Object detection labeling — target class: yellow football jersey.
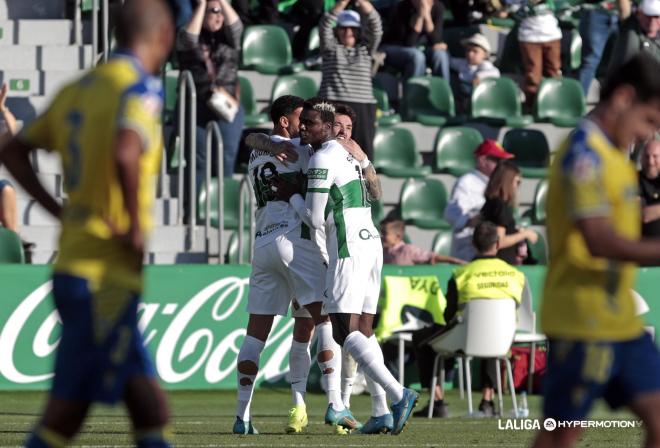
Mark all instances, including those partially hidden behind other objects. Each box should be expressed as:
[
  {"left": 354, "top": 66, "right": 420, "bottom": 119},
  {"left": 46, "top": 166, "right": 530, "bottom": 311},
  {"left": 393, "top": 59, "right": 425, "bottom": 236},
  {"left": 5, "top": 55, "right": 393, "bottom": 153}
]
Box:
[
  {"left": 541, "top": 120, "right": 643, "bottom": 341},
  {"left": 20, "top": 51, "right": 163, "bottom": 292}
]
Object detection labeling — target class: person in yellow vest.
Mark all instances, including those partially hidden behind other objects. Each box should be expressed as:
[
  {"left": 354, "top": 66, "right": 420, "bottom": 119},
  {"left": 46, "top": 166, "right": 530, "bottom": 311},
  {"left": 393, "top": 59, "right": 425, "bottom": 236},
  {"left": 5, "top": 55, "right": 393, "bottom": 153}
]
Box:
[
  {"left": 534, "top": 54, "right": 660, "bottom": 448},
  {"left": 414, "top": 220, "right": 526, "bottom": 418}
]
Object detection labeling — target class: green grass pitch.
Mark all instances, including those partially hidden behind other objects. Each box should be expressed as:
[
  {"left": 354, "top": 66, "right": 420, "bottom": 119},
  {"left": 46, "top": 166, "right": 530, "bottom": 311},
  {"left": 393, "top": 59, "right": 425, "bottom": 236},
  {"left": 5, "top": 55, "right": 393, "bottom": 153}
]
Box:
[{"left": 0, "top": 389, "right": 644, "bottom": 447}]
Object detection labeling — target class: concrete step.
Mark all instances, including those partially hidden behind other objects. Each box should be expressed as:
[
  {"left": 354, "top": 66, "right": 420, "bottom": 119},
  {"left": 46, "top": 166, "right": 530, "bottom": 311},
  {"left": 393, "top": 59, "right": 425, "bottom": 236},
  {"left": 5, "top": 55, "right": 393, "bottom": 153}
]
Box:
[
  {"left": 0, "top": 45, "right": 36, "bottom": 69},
  {"left": 0, "top": 69, "right": 40, "bottom": 96},
  {"left": 0, "top": 0, "right": 67, "bottom": 20},
  {"left": 17, "top": 20, "right": 72, "bottom": 45},
  {"left": 0, "top": 20, "right": 15, "bottom": 45},
  {"left": 42, "top": 69, "right": 83, "bottom": 95},
  {"left": 40, "top": 45, "right": 92, "bottom": 70},
  {"left": 18, "top": 198, "right": 60, "bottom": 226},
  {"left": 7, "top": 172, "right": 62, "bottom": 199},
  {"left": 32, "top": 149, "right": 61, "bottom": 174}
]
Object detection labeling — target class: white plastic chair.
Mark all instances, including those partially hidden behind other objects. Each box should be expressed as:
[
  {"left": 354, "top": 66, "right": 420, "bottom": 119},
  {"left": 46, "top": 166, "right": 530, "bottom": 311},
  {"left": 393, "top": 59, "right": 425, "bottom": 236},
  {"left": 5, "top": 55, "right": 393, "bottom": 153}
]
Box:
[
  {"left": 513, "top": 283, "right": 548, "bottom": 392},
  {"left": 428, "top": 299, "right": 518, "bottom": 418}
]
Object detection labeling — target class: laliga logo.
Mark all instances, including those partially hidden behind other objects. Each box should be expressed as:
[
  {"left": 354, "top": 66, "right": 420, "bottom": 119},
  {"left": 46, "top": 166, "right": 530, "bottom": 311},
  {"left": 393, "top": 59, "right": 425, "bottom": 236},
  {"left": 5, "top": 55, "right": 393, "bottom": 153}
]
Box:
[{"left": 0, "top": 278, "right": 294, "bottom": 385}]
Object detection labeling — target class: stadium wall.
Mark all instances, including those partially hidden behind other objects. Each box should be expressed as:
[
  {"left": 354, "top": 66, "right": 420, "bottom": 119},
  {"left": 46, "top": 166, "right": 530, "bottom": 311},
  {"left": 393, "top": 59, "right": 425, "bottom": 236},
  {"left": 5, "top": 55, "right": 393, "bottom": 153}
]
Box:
[{"left": 0, "top": 265, "right": 658, "bottom": 391}]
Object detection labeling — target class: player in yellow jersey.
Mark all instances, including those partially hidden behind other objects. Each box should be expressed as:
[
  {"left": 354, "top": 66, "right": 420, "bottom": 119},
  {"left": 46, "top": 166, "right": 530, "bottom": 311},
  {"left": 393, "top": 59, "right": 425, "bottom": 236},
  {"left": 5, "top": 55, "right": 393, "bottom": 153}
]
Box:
[
  {"left": 0, "top": 1, "right": 175, "bottom": 447},
  {"left": 534, "top": 54, "right": 660, "bottom": 448}
]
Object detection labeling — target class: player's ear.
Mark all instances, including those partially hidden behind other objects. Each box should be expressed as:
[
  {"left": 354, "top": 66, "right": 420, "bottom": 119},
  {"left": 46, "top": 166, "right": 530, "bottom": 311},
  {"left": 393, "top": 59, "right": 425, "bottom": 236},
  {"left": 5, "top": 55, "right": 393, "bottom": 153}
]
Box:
[{"left": 279, "top": 115, "right": 289, "bottom": 129}]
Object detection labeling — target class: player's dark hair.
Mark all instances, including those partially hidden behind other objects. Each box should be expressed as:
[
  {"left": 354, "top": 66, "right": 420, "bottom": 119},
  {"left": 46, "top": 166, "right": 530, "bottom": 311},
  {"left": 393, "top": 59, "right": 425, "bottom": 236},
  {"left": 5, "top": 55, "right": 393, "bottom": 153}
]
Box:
[
  {"left": 334, "top": 103, "right": 357, "bottom": 126},
  {"left": 472, "top": 221, "right": 499, "bottom": 253},
  {"left": 115, "top": 0, "right": 173, "bottom": 48},
  {"left": 303, "top": 97, "right": 335, "bottom": 124},
  {"left": 601, "top": 54, "right": 660, "bottom": 103},
  {"left": 270, "top": 95, "right": 304, "bottom": 126}
]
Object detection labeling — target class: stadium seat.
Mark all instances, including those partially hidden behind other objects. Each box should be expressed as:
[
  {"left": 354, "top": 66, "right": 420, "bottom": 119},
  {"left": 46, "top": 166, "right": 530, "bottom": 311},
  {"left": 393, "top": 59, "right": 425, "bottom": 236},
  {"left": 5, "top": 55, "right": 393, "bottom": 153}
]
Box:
[
  {"left": 431, "top": 229, "right": 453, "bottom": 256},
  {"left": 164, "top": 68, "right": 178, "bottom": 124},
  {"left": 239, "top": 76, "right": 269, "bottom": 127},
  {"left": 373, "top": 127, "right": 431, "bottom": 178},
  {"left": 269, "top": 75, "right": 318, "bottom": 104},
  {"left": 529, "top": 230, "right": 548, "bottom": 264},
  {"left": 225, "top": 230, "right": 252, "bottom": 264},
  {"left": 197, "top": 177, "right": 251, "bottom": 229},
  {"left": 163, "top": 125, "right": 184, "bottom": 171},
  {"left": 433, "top": 126, "right": 483, "bottom": 176},
  {"left": 534, "top": 77, "right": 586, "bottom": 128},
  {"left": 561, "top": 28, "right": 582, "bottom": 73},
  {"left": 371, "top": 199, "right": 385, "bottom": 227},
  {"left": 531, "top": 180, "right": 548, "bottom": 225},
  {"left": 470, "top": 77, "right": 532, "bottom": 127},
  {"left": 501, "top": 129, "right": 550, "bottom": 179},
  {"left": 373, "top": 87, "right": 401, "bottom": 126},
  {"left": 399, "top": 177, "right": 450, "bottom": 229},
  {"left": 401, "top": 76, "right": 456, "bottom": 126},
  {"left": 0, "top": 228, "right": 24, "bottom": 263},
  {"left": 241, "top": 25, "right": 302, "bottom": 75}
]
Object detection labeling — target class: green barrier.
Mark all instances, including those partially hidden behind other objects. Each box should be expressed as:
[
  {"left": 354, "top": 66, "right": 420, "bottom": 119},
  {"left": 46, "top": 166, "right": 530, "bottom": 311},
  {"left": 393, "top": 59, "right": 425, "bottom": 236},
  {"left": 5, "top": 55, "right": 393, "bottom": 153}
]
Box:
[{"left": 0, "top": 265, "right": 657, "bottom": 390}]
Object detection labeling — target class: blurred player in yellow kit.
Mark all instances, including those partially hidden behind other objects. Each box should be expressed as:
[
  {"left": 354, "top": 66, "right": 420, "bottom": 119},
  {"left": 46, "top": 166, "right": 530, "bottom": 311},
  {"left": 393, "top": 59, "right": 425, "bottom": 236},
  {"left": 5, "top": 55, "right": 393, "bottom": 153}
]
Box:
[
  {"left": 534, "top": 54, "right": 660, "bottom": 448},
  {"left": 0, "top": 0, "right": 175, "bottom": 446}
]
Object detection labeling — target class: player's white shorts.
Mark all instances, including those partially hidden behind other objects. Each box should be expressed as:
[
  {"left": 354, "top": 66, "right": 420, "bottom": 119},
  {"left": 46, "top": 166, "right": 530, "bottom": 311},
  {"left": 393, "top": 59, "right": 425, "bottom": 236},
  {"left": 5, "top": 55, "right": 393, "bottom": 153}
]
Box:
[
  {"left": 247, "top": 232, "right": 326, "bottom": 316},
  {"left": 324, "top": 238, "right": 383, "bottom": 315}
]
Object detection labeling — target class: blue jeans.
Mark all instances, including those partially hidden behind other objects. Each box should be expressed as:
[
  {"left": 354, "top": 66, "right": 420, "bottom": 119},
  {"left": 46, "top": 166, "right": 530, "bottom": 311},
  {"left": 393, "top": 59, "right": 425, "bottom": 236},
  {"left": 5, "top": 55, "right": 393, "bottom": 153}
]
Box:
[
  {"left": 381, "top": 44, "right": 450, "bottom": 80},
  {"left": 577, "top": 9, "right": 618, "bottom": 94}
]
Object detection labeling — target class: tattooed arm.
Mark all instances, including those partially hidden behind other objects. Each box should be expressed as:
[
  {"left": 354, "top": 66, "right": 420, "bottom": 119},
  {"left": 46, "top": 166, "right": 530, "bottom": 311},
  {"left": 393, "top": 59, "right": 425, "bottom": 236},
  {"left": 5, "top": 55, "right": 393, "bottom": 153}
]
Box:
[
  {"left": 244, "top": 132, "right": 299, "bottom": 163},
  {"left": 338, "top": 138, "right": 382, "bottom": 201}
]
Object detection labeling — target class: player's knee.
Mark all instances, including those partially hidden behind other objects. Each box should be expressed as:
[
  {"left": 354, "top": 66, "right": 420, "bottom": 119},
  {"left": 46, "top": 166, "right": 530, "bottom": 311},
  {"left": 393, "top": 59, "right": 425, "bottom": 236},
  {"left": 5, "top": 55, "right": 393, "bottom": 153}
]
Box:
[
  {"left": 332, "top": 324, "right": 349, "bottom": 346},
  {"left": 293, "top": 319, "right": 315, "bottom": 342},
  {"left": 237, "top": 360, "right": 258, "bottom": 376}
]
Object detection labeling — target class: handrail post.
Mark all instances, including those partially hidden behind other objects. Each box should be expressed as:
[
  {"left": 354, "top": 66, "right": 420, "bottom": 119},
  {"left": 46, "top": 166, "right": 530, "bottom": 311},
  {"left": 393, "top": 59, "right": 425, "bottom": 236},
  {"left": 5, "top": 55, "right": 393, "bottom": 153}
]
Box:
[
  {"left": 204, "top": 122, "right": 221, "bottom": 262},
  {"left": 217, "top": 124, "right": 224, "bottom": 264},
  {"left": 177, "top": 71, "right": 196, "bottom": 228},
  {"left": 92, "top": 0, "right": 98, "bottom": 64},
  {"left": 238, "top": 178, "right": 249, "bottom": 264},
  {"left": 102, "top": 0, "right": 109, "bottom": 62}
]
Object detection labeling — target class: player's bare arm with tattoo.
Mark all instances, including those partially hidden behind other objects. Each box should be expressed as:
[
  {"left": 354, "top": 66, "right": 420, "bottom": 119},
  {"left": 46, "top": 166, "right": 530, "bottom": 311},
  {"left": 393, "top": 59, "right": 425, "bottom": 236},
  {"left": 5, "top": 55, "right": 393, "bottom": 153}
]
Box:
[
  {"left": 244, "top": 133, "right": 299, "bottom": 164},
  {"left": 338, "top": 138, "right": 382, "bottom": 201}
]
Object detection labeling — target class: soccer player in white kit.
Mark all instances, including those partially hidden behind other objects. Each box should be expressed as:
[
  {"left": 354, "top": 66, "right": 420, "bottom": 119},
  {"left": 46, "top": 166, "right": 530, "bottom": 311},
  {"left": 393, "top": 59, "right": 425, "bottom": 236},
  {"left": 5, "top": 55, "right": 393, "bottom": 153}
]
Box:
[
  {"left": 233, "top": 96, "right": 354, "bottom": 434},
  {"left": 277, "top": 98, "right": 419, "bottom": 435}
]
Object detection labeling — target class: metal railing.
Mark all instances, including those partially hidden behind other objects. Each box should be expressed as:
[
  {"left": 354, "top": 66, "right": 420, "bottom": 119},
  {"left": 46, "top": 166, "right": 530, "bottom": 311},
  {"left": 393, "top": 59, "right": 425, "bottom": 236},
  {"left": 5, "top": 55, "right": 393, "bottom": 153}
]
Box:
[
  {"left": 237, "top": 178, "right": 256, "bottom": 264},
  {"left": 88, "top": 0, "right": 110, "bottom": 64},
  {"left": 204, "top": 122, "right": 224, "bottom": 263},
  {"left": 177, "top": 70, "right": 196, "bottom": 226}
]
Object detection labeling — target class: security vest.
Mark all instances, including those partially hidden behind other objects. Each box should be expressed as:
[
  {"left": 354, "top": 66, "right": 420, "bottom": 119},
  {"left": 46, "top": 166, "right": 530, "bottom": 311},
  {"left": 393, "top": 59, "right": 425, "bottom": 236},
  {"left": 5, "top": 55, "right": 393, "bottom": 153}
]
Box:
[
  {"left": 453, "top": 257, "right": 525, "bottom": 309},
  {"left": 375, "top": 275, "right": 447, "bottom": 341}
]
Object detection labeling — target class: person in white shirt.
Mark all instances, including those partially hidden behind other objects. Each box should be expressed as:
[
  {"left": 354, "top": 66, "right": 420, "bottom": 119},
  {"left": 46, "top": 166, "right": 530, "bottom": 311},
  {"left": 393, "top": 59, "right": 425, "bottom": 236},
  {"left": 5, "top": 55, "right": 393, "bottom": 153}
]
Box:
[
  {"left": 444, "top": 139, "right": 514, "bottom": 261},
  {"left": 276, "top": 98, "right": 419, "bottom": 435},
  {"left": 449, "top": 33, "right": 500, "bottom": 113}
]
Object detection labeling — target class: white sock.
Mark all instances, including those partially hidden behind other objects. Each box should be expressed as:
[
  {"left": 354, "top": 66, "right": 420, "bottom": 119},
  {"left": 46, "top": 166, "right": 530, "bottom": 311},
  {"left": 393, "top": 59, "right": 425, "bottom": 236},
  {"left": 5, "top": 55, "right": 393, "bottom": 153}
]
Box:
[
  {"left": 344, "top": 331, "right": 404, "bottom": 404},
  {"left": 365, "top": 336, "right": 390, "bottom": 417},
  {"left": 316, "top": 322, "right": 344, "bottom": 411},
  {"left": 289, "top": 339, "right": 311, "bottom": 407},
  {"left": 236, "top": 335, "right": 265, "bottom": 421},
  {"left": 341, "top": 348, "right": 358, "bottom": 408}
]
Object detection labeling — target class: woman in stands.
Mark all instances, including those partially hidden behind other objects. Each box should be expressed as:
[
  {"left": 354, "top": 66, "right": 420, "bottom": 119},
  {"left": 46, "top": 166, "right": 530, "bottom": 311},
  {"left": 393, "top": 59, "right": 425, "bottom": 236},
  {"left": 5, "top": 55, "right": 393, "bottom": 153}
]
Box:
[
  {"left": 177, "top": 0, "right": 244, "bottom": 191},
  {"left": 480, "top": 160, "right": 539, "bottom": 265},
  {"left": 318, "top": 0, "right": 382, "bottom": 160}
]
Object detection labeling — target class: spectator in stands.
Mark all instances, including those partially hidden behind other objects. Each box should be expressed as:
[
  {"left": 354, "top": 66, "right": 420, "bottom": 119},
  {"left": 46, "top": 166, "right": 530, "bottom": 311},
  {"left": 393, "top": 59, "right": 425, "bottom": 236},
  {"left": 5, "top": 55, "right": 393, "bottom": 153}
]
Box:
[
  {"left": 233, "top": 0, "right": 279, "bottom": 25},
  {"left": 381, "top": 218, "right": 466, "bottom": 265},
  {"left": 380, "top": 0, "right": 450, "bottom": 80},
  {"left": 449, "top": 33, "right": 500, "bottom": 114},
  {"left": 165, "top": 0, "right": 193, "bottom": 28},
  {"left": 176, "top": 0, "right": 245, "bottom": 188},
  {"left": 319, "top": 0, "right": 382, "bottom": 160},
  {"left": 413, "top": 221, "right": 527, "bottom": 418},
  {"left": 480, "top": 160, "right": 538, "bottom": 265},
  {"left": 444, "top": 139, "right": 514, "bottom": 262},
  {"left": 610, "top": 0, "right": 660, "bottom": 71},
  {"left": 0, "top": 83, "right": 19, "bottom": 235},
  {"left": 289, "top": 0, "right": 326, "bottom": 61},
  {"left": 576, "top": 0, "right": 622, "bottom": 94},
  {"left": 517, "top": 0, "right": 562, "bottom": 108},
  {"left": 639, "top": 137, "right": 660, "bottom": 241}
]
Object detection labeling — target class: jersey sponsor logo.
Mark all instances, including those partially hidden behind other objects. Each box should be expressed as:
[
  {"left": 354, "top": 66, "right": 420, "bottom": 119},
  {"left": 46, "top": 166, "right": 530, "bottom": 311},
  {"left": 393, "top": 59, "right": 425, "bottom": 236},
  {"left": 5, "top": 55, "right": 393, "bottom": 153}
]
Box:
[
  {"left": 307, "top": 168, "right": 328, "bottom": 180},
  {"left": 359, "top": 229, "right": 380, "bottom": 240}
]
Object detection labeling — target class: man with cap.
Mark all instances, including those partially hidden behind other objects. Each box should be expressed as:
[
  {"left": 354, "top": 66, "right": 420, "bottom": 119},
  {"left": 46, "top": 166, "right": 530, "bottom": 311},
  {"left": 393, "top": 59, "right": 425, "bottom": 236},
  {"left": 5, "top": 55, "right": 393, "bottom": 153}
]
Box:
[
  {"left": 449, "top": 33, "right": 500, "bottom": 113},
  {"left": 444, "top": 139, "right": 514, "bottom": 262},
  {"left": 610, "top": 0, "right": 660, "bottom": 70}
]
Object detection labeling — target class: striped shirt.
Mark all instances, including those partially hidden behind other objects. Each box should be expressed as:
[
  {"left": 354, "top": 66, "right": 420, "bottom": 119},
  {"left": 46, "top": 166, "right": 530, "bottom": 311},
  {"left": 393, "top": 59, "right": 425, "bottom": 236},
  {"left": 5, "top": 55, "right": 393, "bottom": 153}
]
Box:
[{"left": 318, "top": 10, "right": 382, "bottom": 104}]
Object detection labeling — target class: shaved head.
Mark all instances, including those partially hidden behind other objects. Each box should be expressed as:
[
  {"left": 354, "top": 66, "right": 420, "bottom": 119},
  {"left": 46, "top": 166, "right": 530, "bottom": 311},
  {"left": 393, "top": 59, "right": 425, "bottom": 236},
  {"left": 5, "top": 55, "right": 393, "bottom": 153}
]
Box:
[{"left": 115, "top": 0, "right": 174, "bottom": 48}]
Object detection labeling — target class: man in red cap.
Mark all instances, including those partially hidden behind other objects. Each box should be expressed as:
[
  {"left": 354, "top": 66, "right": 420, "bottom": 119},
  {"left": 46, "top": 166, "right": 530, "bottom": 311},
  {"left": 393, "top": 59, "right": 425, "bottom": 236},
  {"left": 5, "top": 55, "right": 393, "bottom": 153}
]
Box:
[{"left": 444, "top": 139, "right": 514, "bottom": 261}]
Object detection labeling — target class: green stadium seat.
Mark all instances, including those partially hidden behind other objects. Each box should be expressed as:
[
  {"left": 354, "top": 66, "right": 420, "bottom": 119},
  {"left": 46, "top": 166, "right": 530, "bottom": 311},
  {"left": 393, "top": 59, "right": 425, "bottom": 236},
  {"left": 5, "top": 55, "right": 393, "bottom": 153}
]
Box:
[
  {"left": 163, "top": 125, "right": 184, "bottom": 171},
  {"left": 501, "top": 129, "right": 550, "bottom": 179},
  {"left": 371, "top": 199, "right": 385, "bottom": 227},
  {"left": 534, "top": 77, "right": 586, "bottom": 128},
  {"left": 531, "top": 180, "right": 548, "bottom": 225},
  {"left": 270, "top": 75, "right": 318, "bottom": 103},
  {"left": 241, "top": 25, "right": 303, "bottom": 75},
  {"left": 471, "top": 77, "right": 532, "bottom": 127},
  {"left": 373, "top": 127, "right": 431, "bottom": 178},
  {"left": 239, "top": 76, "right": 269, "bottom": 127},
  {"left": 225, "top": 230, "right": 252, "bottom": 264},
  {"left": 431, "top": 229, "right": 453, "bottom": 256},
  {"left": 433, "top": 126, "right": 483, "bottom": 176},
  {"left": 164, "top": 69, "right": 178, "bottom": 124},
  {"left": 197, "top": 177, "right": 251, "bottom": 229},
  {"left": 529, "top": 230, "right": 548, "bottom": 264},
  {"left": 373, "top": 87, "right": 401, "bottom": 126},
  {"left": 561, "top": 29, "right": 582, "bottom": 72},
  {"left": 0, "top": 228, "right": 24, "bottom": 263},
  {"left": 399, "top": 177, "right": 450, "bottom": 229},
  {"left": 401, "top": 76, "right": 457, "bottom": 126}
]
